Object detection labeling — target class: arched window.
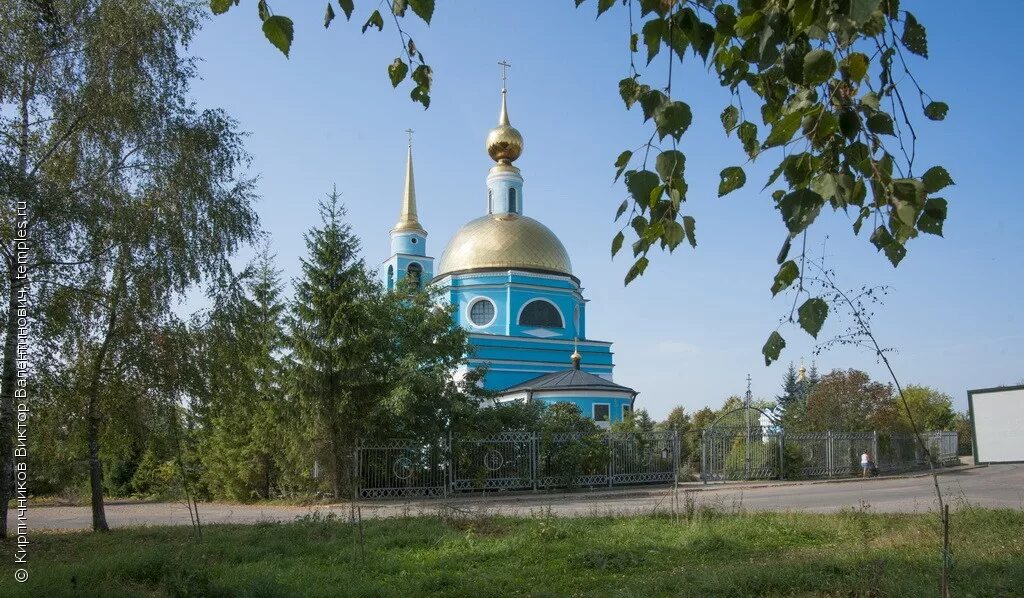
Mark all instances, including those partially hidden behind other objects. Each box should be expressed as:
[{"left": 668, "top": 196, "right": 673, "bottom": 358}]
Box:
[
  {"left": 386, "top": 265, "right": 394, "bottom": 290},
  {"left": 406, "top": 262, "right": 422, "bottom": 288},
  {"left": 518, "top": 299, "right": 563, "bottom": 328},
  {"left": 507, "top": 187, "right": 517, "bottom": 213},
  {"left": 487, "top": 189, "right": 493, "bottom": 213}
]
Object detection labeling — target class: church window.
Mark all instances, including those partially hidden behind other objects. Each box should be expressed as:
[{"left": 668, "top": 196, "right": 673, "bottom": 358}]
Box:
[
  {"left": 507, "top": 187, "right": 517, "bottom": 212},
  {"left": 593, "top": 404, "right": 610, "bottom": 422},
  {"left": 406, "top": 262, "right": 423, "bottom": 288},
  {"left": 518, "top": 299, "right": 563, "bottom": 328},
  {"left": 488, "top": 189, "right": 493, "bottom": 213},
  {"left": 411, "top": 237, "right": 417, "bottom": 244},
  {"left": 468, "top": 298, "right": 496, "bottom": 326},
  {"left": 386, "top": 265, "right": 394, "bottom": 290}
]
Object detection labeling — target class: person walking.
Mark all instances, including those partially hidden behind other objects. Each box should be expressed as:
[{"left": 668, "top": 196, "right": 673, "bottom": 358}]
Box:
[{"left": 861, "top": 450, "right": 870, "bottom": 478}]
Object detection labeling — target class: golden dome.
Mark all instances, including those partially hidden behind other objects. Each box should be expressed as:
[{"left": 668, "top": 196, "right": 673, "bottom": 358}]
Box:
[
  {"left": 435, "top": 213, "right": 572, "bottom": 278},
  {"left": 486, "top": 89, "right": 523, "bottom": 164}
]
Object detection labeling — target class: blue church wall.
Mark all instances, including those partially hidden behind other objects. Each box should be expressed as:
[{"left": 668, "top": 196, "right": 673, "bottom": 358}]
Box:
[
  {"left": 470, "top": 361, "right": 614, "bottom": 392},
  {"left": 465, "top": 332, "right": 615, "bottom": 391},
  {"left": 441, "top": 271, "right": 586, "bottom": 340},
  {"left": 467, "top": 339, "right": 613, "bottom": 370},
  {"left": 530, "top": 395, "right": 633, "bottom": 424},
  {"left": 453, "top": 287, "right": 507, "bottom": 335}
]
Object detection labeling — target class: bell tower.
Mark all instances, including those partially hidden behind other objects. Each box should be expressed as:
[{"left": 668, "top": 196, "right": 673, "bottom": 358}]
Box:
[{"left": 383, "top": 130, "right": 433, "bottom": 290}]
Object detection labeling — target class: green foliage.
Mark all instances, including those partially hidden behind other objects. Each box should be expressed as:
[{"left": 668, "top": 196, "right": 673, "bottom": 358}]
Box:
[
  {"left": 610, "top": 408, "right": 655, "bottom": 434},
  {"left": 717, "top": 166, "right": 745, "bottom": 197},
  {"left": 805, "top": 369, "right": 894, "bottom": 432},
  {"left": 194, "top": 247, "right": 295, "bottom": 501},
  {"left": 536, "top": 403, "right": 608, "bottom": 487},
  {"left": 954, "top": 411, "right": 973, "bottom": 456},
  {"left": 771, "top": 261, "right": 799, "bottom": 296},
  {"left": 891, "top": 385, "right": 956, "bottom": 433},
  {"left": 796, "top": 298, "right": 828, "bottom": 338},
  {"left": 262, "top": 15, "right": 294, "bottom": 57},
  {"left": 287, "top": 188, "right": 474, "bottom": 497},
  {"left": 762, "top": 331, "right": 785, "bottom": 366},
  {"left": 388, "top": 57, "right": 409, "bottom": 87},
  {"left": 2, "top": 0, "right": 261, "bottom": 530}
]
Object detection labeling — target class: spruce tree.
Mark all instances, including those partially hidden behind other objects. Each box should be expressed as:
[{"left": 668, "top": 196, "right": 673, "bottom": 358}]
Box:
[
  {"left": 777, "top": 363, "right": 800, "bottom": 413},
  {"left": 288, "top": 189, "right": 379, "bottom": 498},
  {"left": 198, "top": 246, "right": 288, "bottom": 500}
]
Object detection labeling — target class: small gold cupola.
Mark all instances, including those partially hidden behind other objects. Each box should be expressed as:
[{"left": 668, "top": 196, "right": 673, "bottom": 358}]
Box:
[{"left": 485, "top": 61, "right": 524, "bottom": 165}]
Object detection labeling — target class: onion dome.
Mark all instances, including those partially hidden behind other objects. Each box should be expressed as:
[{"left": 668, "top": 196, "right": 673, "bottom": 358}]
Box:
[{"left": 485, "top": 88, "right": 523, "bottom": 165}]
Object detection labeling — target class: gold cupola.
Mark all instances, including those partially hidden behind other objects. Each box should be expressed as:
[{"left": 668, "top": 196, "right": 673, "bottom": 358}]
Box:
[{"left": 485, "top": 87, "right": 524, "bottom": 165}]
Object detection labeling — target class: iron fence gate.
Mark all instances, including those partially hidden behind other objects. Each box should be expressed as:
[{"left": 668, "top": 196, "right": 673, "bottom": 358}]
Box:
[
  {"left": 451, "top": 432, "right": 534, "bottom": 491},
  {"left": 357, "top": 431, "right": 679, "bottom": 499}
]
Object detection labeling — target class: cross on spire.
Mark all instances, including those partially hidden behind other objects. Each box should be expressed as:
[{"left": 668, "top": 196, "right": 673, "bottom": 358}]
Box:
[
  {"left": 405, "top": 128, "right": 414, "bottom": 147},
  {"left": 498, "top": 59, "right": 511, "bottom": 90}
]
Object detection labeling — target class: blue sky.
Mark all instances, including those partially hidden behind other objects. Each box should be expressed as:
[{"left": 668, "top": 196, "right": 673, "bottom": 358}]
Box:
[{"left": 188, "top": 2, "right": 1023, "bottom": 418}]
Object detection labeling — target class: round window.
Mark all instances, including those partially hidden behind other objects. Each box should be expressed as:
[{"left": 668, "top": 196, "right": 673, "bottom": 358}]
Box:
[
  {"left": 411, "top": 237, "right": 417, "bottom": 244},
  {"left": 469, "top": 298, "right": 496, "bottom": 326}
]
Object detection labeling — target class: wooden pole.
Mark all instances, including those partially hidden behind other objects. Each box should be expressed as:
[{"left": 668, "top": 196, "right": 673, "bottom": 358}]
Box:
[{"left": 941, "top": 503, "right": 950, "bottom": 597}]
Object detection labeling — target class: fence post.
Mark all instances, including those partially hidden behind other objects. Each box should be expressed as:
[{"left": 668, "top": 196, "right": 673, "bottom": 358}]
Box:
[
  {"left": 778, "top": 430, "right": 785, "bottom": 480},
  {"left": 531, "top": 432, "right": 538, "bottom": 492},
  {"left": 872, "top": 430, "right": 879, "bottom": 473},
  {"left": 673, "top": 430, "right": 680, "bottom": 484},
  {"left": 446, "top": 429, "right": 452, "bottom": 498},
  {"left": 826, "top": 430, "right": 833, "bottom": 478},
  {"left": 607, "top": 433, "right": 613, "bottom": 487},
  {"left": 351, "top": 442, "right": 359, "bottom": 509},
  {"left": 700, "top": 429, "right": 707, "bottom": 484}
]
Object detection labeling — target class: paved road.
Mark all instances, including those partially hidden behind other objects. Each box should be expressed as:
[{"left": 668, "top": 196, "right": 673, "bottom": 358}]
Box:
[{"left": 16, "top": 464, "right": 1023, "bottom": 531}]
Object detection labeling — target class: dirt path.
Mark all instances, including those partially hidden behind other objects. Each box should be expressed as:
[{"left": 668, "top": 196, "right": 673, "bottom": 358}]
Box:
[{"left": 16, "top": 463, "right": 1022, "bottom": 531}]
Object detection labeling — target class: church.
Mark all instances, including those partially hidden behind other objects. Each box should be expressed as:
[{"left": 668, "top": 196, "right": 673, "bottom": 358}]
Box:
[{"left": 381, "top": 82, "right": 637, "bottom": 426}]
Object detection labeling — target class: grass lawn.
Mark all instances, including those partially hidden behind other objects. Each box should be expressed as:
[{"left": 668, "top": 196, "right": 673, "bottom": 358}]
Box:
[{"left": 2, "top": 507, "right": 1022, "bottom": 596}]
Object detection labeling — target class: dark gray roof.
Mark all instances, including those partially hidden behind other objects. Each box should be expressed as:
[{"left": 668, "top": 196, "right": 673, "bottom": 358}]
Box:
[{"left": 499, "top": 368, "right": 636, "bottom": 395}]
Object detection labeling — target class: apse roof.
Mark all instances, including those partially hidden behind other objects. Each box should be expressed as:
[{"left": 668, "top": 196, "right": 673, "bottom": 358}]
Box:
[{"left": 499, "top": 368, "right": 636, "bottom": 395}]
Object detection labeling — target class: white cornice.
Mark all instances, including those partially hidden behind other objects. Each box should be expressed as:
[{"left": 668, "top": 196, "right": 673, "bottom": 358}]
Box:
[{"left": 468, "top": 334, "right": 612, "bottom": 348}]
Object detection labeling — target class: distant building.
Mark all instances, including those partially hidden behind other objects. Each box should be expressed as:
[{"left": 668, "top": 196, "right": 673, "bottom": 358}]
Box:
[{"left": 381, "top": 83, "right": 636, "bottom": 424}]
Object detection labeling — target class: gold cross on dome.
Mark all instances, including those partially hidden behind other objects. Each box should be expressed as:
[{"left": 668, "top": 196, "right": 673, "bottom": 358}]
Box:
[
  {"left": 498, "top": 60, "right": 511, "bottom": 89},
  {"left": 405, "top": 128, "right": 414, "bottom": 147}
]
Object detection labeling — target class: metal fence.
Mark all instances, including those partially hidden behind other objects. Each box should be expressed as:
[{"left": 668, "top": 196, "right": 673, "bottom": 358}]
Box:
[
  {"left": 700, "top": 429, "right": 959, "bottom": 482},
  {"left": 357, "top": 431, "right": 679, "bottom": 499}
]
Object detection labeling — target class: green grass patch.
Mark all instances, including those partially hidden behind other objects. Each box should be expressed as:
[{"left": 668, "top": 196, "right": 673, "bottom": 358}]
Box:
[{"left": 2, "top": 508, "right": 1022, "bottom": 596}]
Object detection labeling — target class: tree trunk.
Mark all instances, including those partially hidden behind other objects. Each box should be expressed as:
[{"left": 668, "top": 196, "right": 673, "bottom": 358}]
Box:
[
  {"left": 0, "top": 272, "right": 21, "bottom": 538},
  {"left": 328, "top": 415, "right": 342, "bottom": 499},
  {"left": 0, "top": 62, "right": 36, "bottom": 539},
  {"left": 84, "top": 249, "right": 126, "bottom": 532}
]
